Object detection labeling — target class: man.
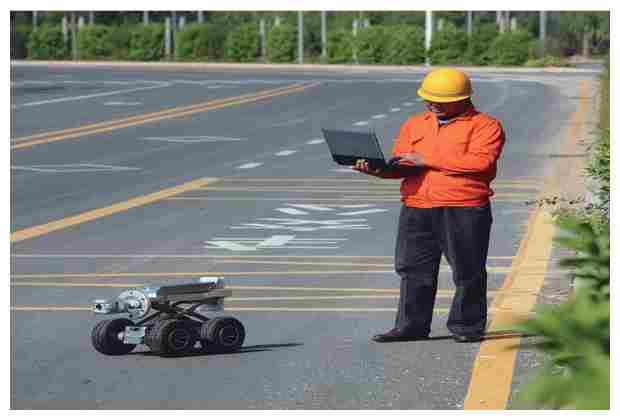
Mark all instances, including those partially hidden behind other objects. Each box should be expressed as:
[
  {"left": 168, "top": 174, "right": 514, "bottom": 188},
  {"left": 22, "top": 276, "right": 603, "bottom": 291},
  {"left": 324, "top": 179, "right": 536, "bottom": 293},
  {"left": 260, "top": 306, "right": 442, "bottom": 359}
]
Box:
[{"left": 353, "top": 68, "right": 505, "bottom": 343}]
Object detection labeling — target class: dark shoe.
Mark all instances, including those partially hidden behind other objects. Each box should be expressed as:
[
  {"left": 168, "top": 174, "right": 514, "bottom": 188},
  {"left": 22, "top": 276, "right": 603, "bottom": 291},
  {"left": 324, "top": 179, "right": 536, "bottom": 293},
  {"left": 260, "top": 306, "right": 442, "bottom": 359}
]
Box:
[
  {"left": 452, "top": 333, "right": 484, "bottom": 343},
  {"left": 371, "top": 328, "right": 428, "bottom": 343}
]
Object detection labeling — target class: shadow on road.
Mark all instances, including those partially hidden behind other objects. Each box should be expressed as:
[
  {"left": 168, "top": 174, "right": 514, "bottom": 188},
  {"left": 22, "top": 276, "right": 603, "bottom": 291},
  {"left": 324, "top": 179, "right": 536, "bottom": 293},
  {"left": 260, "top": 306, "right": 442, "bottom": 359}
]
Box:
[{"left": 127, "top": 342, "right": 304, "bottom": 358}]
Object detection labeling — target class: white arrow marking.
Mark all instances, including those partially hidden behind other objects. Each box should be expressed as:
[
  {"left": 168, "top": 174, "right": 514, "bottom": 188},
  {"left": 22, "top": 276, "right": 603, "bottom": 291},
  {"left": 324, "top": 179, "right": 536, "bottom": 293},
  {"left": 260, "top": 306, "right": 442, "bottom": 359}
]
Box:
[
  {"left": 276, "top": 208, "right": 309, "bottom": 215},
  {"left": 288, "top": 204, "right": 333, "bottom": 211},
  {"left": 237, "top": 162, "right": 263, "bottom": 169},
  {"left": 275, "top": 150, "right": 298, "bottom": 156},
  {"left": 337, "top": 209, "right": 389, "bottom": 216}
]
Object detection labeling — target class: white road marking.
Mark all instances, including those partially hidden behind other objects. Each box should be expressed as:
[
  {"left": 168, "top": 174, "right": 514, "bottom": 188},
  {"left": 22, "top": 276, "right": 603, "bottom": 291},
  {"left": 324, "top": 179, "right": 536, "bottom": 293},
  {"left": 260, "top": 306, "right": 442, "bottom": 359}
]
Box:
[
  {"left": 337, "top": 208, "right": 389, "bottom": 216},
  {"left": 371, "top": 114, "right": 386, "bottom": 119},
  {"left": 275, "top": 207, "right": 309, "bottom": 215},
  {"left": 402, "top": 102, "right": 414, "bottom": 106},
  {"left": 275, "top": 150, "right": 298, "bottom": 156},
  {"left": 141, "top": 136, "right": 245, "bottom": 143},
  {"left": 11, "top": 163, "right": 140, "bottom": 173},
  {"left": 236, "top": 162, "right": 264, "bottom": 169},
  {"left": 306, "top": 138, "right": 325, "bottom": 144},
  {"left": 353, "top": 121, "right": 369, "bottom": 126},
  {"left": 11, "top": 82, "right": 171, "bottom": 109},
  {"left": 103, "top": 101, "right": 143, "bottom": 106},
  {"left": 204, "top": 235, "right": 345, "bottom": 251},
  {"left": 389, "top": 107, "right": 401, "bottom": 112},
  {"left": 331, "top": 168, "right": 356, "bottom": 173},
  {"left": 288, "top": 204, "right": 334, "bottom": 211}
]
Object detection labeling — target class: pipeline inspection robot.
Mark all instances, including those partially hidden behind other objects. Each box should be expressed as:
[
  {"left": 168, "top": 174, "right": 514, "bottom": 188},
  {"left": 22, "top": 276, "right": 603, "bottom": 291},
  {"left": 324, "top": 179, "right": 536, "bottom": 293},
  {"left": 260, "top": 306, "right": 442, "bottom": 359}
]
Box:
[{"left": 91, "top": 277, "right": 245, "bottom": 356}]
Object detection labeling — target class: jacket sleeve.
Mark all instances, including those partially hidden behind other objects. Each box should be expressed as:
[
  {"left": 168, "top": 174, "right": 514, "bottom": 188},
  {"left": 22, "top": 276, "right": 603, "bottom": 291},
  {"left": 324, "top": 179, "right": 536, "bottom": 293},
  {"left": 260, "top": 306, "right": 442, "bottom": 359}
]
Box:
[{"left": 424, "top": 119, "right": 505, "bottom": 174}]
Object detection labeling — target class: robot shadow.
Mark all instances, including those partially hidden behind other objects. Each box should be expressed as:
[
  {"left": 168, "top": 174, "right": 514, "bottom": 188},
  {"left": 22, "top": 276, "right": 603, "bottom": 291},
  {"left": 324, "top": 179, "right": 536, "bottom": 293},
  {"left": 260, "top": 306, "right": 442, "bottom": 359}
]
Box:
[{"left": 129, "top": 342, "right": 304, "bottom": 358}]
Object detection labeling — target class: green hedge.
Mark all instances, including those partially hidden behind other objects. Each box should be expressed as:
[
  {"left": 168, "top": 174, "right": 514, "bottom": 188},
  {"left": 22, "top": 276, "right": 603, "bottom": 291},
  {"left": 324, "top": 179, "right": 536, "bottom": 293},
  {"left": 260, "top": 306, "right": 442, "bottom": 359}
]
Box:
[
  {"left": 465, "top": 23, "right": 498, "bottom": 65},
  {"left": 267, "top": 24, "right": 296, "bottom": 63},
  {"left": 355, "top": 26, "right": 388, "bottom": 64},
  {"left": 27, "top": 24, "right": 69, "bottom": 59},
  {"left": 327, "top": 29, "right": 354, "bottom": 64},
  {"left": 176, "top": 23, "right": 227, "bottom": 60},
  {"left": 428, "top": 23, "right": 468, "bottom": 65},
  {"left": 128, "top": 24, "right": 164, "bottom": 61},
  {"left": 224, "top": 22, "right": 260, "bottom": 62},
  {"left": 383, "top": 25, "right": 425, "bottom": 64},
  {"left": 489, "top": 30, "right": 535, "bottom": 65},
  {"left": 77, "top": 24, "right": 115, "bottom": 59}
]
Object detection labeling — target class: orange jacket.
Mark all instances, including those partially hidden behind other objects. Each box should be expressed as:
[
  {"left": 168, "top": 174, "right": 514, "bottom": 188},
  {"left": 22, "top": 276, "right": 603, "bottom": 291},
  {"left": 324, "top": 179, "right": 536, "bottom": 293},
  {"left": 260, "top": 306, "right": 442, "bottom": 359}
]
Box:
[{"left": 384, "top": 107, "right": 505, "bottom": 208}]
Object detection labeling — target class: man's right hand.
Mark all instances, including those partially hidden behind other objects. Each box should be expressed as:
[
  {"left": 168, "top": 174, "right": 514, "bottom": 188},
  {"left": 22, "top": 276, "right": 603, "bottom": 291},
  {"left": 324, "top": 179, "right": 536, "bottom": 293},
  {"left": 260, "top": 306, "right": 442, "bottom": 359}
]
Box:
[{"left": 352, "top": 159, "right": 383, "bottom": 177}]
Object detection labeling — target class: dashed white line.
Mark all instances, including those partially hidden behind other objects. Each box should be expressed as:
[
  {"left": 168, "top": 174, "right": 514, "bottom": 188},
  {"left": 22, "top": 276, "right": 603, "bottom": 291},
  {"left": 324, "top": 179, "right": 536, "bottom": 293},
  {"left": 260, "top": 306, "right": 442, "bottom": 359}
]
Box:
[
  {"left": 275, "top": 150, "right": 298, "bottom": 156},
  {"left": 371, "top": 114, "right": 386, "bottom": 119},
  {"left": 402, "top": 102, "right": 414, "bottom": 106},
  {"left": 306, "top": 138, "right": 325, "bottom": 144},
  {"left": 353, "top": 121, "right": 369, "bottom": 126},
  {"left": 389, "top": 107, "right": 401, "bottom": 112},
  {"left": 237, "top": 162, "right": 264, "bottom": 169}
]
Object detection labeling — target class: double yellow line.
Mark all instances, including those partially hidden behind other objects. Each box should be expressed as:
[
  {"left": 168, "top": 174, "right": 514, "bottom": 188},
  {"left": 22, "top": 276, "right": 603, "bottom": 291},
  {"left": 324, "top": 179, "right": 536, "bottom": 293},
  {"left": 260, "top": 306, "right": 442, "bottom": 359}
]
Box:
[{"left": 11, "top": 82, "right": 320, "bottom": 151}]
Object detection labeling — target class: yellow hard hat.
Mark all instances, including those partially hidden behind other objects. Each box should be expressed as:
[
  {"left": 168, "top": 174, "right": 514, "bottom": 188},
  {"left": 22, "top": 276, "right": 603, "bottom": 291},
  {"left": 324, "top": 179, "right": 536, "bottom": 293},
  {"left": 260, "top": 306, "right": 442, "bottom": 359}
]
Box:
[{"left": 417, "top": 68, "right": 473, "bottom": 103}]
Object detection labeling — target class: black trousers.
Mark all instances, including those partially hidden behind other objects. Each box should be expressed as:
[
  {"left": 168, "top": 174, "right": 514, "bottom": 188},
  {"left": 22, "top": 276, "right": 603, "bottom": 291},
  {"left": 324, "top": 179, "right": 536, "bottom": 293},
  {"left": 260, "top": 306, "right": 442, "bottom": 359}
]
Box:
[{"left": 394, "top": 204, "right": 492, "bottom": 336}]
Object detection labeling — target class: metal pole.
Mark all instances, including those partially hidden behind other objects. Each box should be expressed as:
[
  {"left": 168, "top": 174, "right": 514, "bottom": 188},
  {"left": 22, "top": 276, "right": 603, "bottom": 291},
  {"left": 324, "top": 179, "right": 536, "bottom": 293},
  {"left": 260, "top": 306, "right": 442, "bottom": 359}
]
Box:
[
  {"left": 425, "top": 11, "right": 433, "bottom": 66},
  {"left": 89, "top": 11, "right": 94, "bottom": 24},
  {"left": 198, "top": 11, "right": 204, "bottom": 24},
  {"left": 78, "top": 15, "right": 85, "bottom": 30},
  {"left": 297, "top": 11, "right": 303, "bottom": 64},
  {"left": 171, "top": 11, "right": 177, "bottom": 31},
  {"left": 179, "top": 15, "right": 186, "bottom": 30},
  {"left": 143, "top": 11, "right": 149, "bottom": 25},
  {"left": 321, "top": 11, "right": 327, "bottom": 63},
  {"left": 352, "top": 19, "right": 358, "bottom": 64},
  {"left": 259, "top": 19, "right": 266, "bottom": 61},
  {"left": 467, "top": 11, "right": 473, "bottom": 37},
  {"left": 71, "top": 12, "right": 78, "bottom": 60},
  {"left": 165, "top": 17, "right": 172, "bottom": 59},
  {"left": 32, "top": 11, "right": 37, "bottom": 29},
  {"left": 539, "top": 11, "right": 547, "bottom": 57},
  {"left": 62, "top": 15, "right": 69, "bottom": 46}
]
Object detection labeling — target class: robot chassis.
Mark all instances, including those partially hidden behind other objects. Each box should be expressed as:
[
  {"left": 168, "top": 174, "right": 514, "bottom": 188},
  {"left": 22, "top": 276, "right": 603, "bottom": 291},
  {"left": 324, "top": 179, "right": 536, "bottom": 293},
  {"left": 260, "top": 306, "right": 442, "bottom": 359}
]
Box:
[{"left": 91, "top": 277, "right": 245, "bottom": 356}]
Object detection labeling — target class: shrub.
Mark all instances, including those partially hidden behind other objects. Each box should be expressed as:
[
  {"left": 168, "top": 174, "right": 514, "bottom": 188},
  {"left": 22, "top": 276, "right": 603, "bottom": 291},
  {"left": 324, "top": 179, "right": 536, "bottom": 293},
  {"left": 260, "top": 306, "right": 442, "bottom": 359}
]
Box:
[
  {"left": 27, "top": 24, "right": 69, "bottom": 59},
  {"left": 355, "top": 25, "right": 388, "bottom": 64},
  {"left": 464, "top": 23, "right": 498, "bottom": 65},
  {"left": 524, "top": 55, "right": 571, "bottom": 67},
  {"left": 77, "top": 24, "right": 114, "bottom": 59},
  {"left": 128, "top": 24, "right": 164, "bottom": 61},
  {"left": 428, "top": 23, "right": 468, "bottom": 65},
  {"left": 11, "top": 24, "right": 32, "bottom": 59},
  {"left": 267, "top": 24, "right": 296, "bottom": 63},
  {"left": 489, "top": 30, "right": 535, "bottom": 65},
  {"left": 327, "top": 29, "right": 354, "bottom": 64},
  {"left": 176, "top": 23, "right": 227, "bottom": 61},
  {"left": 107, "top": 25, "right": 132, "bottom": 60},
  {"left": 224, "top": 23, "right": 260, "bottom": 63},
  {"left": 383, "top": 25, "right": 425, "bottom": 65}
]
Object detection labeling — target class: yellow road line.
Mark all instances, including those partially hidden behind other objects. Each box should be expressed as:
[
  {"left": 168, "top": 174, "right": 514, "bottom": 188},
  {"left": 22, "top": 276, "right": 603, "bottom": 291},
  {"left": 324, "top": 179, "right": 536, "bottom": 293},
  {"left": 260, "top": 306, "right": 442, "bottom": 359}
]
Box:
[
  {"left": 164, "top": 196, "right": 531, "bottom": 203},
  {"left": 11, "top": 82, "right": 319, "bottom": 150},
  {"left": 463, "top": 80, "right": 590, "bottom": 410},
  {"left": 10, "top": 177, "right": 218, "bottom": 243}
]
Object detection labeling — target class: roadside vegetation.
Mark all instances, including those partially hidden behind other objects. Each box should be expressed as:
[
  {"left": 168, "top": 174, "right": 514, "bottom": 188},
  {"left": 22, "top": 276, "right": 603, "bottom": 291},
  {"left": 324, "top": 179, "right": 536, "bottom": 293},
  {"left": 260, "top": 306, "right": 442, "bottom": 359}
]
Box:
[
  {"left": 512, "top": 57, "right": 610, "bottom": 409},
  {"left": 11, "top": 11, "right": 609, "bottom": 66}
]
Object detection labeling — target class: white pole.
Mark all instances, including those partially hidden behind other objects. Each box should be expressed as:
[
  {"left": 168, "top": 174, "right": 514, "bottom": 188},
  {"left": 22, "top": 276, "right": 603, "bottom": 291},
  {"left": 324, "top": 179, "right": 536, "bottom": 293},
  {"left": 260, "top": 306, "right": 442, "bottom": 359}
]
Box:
[
  {"left": 198, "top": 11, "right": 204, "bottom": 24},
  {"left": 539, "top": 11, "right": 547, "bottom": 57},
  {"left": 143, "top": 11, "right": 149, "bottom": 25},
  {"left": 297, "top": 11, "right": 304, "bottom": 64},
  {"left": 89, "top": 11, "right": 94, "bottom": 24},
  {"left": 260, "top": 19, "right": 266, "bottom": 61},
  {"left": 165, "top": 17, "right": 172, "bottom": 59},
  {"left": 467, "top": 11, "right": 473, "bottom": 37},
  {"left": 352, "top": 19, "right": 358, "bottom": 64},
  {"left": 425, "top": 11, "right": 433, "bottom": 66},
  {"left": 321, "top": 11, "right": 327, "bottom": 63}
]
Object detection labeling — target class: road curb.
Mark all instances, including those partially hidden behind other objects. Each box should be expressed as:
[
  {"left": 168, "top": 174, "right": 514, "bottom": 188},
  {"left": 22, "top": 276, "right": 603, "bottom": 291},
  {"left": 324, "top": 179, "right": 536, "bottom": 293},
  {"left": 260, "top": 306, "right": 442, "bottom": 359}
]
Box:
[{"left": 10, "top": 60, "right": 601, "bottom": 75}]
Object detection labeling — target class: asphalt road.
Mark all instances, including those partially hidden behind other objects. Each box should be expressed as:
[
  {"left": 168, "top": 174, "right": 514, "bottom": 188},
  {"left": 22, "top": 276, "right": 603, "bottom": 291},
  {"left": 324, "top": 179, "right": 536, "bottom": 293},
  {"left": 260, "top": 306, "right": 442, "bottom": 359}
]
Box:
[{"left": 10, "top": 62, "right": 599, "bottom": 409}]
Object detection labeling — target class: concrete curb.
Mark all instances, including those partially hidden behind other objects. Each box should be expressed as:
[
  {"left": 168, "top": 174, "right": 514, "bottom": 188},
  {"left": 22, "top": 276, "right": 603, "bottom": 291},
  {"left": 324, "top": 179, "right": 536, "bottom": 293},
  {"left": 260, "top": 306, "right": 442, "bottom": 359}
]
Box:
[{"left": 10, "top": 60, "right": 601, "bottom": 75}]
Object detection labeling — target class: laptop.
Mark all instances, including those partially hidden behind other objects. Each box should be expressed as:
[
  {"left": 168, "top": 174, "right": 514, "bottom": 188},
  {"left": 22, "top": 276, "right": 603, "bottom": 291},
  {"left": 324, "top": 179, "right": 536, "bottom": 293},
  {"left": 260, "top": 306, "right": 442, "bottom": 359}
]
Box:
[{"left": 321, "top": 128, "right": 396, "bottom": 170}]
